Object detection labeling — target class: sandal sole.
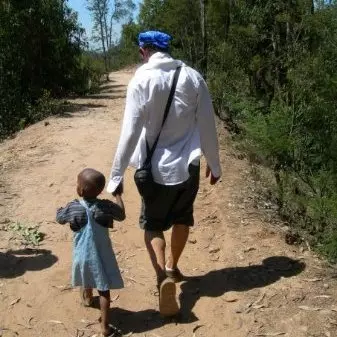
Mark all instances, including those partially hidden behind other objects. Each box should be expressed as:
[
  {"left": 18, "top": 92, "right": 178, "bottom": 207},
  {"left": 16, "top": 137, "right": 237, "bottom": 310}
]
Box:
[{"left": 159, "top": 278, "right": 179, "bottom": 317}]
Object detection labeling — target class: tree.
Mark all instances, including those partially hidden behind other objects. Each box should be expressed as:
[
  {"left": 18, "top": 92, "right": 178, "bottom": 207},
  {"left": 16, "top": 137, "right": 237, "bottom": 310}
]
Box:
[
  {"left": 199, "top": 0, "right": 208, "bottom": 78},
  {"left": 87, "top": 0, "right": 135, "bottom": 80},
  {"left": 109, "top": 21, "right": 140, "bottom": 69},
  {"left": 0, "top": 0, "right": 89, "bottom": 137}
]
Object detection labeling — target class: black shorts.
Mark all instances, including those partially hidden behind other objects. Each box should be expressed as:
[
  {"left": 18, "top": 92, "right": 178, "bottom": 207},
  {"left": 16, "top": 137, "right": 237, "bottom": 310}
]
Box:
[{"left": 139, "top": 164, "right": 200, "bottom": 231}]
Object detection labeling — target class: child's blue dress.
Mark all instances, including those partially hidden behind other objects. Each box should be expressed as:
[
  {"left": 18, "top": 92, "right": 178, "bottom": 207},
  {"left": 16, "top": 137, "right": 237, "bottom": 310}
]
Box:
[{"left": 72, "top": 199, "right": 124, "bottom": 291}]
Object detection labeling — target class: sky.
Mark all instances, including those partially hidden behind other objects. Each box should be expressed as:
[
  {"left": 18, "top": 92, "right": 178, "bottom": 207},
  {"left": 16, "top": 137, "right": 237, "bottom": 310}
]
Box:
[{"left": 68, "top": 0, "right": 142, "bottom": 49}]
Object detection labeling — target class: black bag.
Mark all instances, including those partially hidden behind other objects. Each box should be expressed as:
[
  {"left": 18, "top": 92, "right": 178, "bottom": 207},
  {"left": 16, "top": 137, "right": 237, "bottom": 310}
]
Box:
[{"left": 134, "top": 66, "right": 182, "bottom": 197}]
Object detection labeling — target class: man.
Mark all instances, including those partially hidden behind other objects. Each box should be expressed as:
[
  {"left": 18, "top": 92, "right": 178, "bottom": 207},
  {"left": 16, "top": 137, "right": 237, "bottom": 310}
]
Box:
[{"left": 107, "top": 30, "right": 221, "bottom": 317}]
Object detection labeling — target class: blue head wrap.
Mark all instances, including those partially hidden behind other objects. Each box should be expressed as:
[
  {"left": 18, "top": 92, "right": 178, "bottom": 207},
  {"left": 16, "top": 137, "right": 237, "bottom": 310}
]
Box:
[{"left": 138, "top": 31, "right": 172, "bottom": 50}]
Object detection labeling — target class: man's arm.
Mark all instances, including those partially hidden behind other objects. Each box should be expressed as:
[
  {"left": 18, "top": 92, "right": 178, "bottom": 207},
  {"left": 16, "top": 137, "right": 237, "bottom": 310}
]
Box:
[
  {"left": 107, "top": 78, "right": 145, "bottom": 193},
  {"left": 196, "top": 77, "right": 222, "bottom": 183}
]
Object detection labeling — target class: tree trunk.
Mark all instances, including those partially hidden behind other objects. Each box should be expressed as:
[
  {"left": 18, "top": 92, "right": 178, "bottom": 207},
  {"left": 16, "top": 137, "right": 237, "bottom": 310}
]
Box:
[
  {"left": 109, "top": 15, "right": 113, "bottom": 51},
  {"left": 224, "top": 0, "right": 232, "bottom": 41},
  {"left": 99, "top": 16, "right": 109, "bottom": 81},
  {"left": 199, "top": 0, "right": 208, "bottom": 78},
  {"left": 103, "top": 7, "right": 111, "bottom": 71}
]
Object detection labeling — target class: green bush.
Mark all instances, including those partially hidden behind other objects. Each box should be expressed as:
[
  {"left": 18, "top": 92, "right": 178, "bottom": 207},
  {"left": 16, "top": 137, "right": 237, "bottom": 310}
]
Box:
[{"left": 0, "top": 0, "right": 96, "bottom": 139}]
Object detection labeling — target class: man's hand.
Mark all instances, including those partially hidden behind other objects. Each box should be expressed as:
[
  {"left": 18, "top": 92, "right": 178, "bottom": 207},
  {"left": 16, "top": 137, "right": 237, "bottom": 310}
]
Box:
[
  {"left": 112, "top": 182, "right": 124, "bottom": 196},
  {"left": 206, "top": 165, "right": 220, "bottom": 185}
]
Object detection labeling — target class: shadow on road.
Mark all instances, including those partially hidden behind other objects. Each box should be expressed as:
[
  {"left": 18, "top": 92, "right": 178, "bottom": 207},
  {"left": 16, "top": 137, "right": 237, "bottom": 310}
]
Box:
[
  {"left": 100, "top": 84, "right": 126, "bottom": 91},
  {"left": 0, "top": 248, "right": 58, "bottom": 278},
  {"left": 179, "top": 256, "right": 306, "bottom": 322},
  {"left": 57, "top": 102, "right": 107, "bottom": 117},
  {"left": 88, "top": 256, "right": 305, "bottom": 334},
  {"left": 83, "top": 94, "right": 126, "bottom": 100}
]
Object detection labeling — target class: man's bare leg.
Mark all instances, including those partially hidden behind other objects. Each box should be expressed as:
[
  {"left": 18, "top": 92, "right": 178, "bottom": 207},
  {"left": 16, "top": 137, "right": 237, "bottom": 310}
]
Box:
[
  {"left": 166, "top": 224, "right": 189, "bottom": 270},
  {"left": 144, "top": 230, "right": 166, "bottom": 284},
  {"left": 145, "top": 230, "right": 179, "bottom": 316}
]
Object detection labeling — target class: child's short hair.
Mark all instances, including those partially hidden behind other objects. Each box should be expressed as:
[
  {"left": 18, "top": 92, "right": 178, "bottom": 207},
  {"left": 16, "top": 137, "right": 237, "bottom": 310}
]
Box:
[{"left": 77, "top": 168, "right": 105, "bottom": 198}]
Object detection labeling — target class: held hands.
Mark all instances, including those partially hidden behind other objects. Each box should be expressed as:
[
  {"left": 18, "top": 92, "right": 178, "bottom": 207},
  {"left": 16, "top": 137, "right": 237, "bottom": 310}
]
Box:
[
  {"left": 112, "top": 182, "right": 124, "bottom": 196},
  {"left": 112, "top": 182, "right": 125, "bottom": 219},
  {"left": 206, "top": 165, "right": 220, "bottom": 185},
  {"left": 112, "top": 169, "right": 219, "bottom": 191}
]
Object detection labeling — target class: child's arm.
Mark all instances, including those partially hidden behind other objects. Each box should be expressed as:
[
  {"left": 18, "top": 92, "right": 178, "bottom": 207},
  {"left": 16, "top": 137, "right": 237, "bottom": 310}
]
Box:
[
  {"left": 114, "top": 194, "right": 125, "bottom": 221},
  {"left": 93, "top": 196, "right": 125, "bottom": 228},
  {"left": 110, "top": 182, "right": 125, "bottom": 222},
  {"left": 56, "top": 200, "right": 86, "bottom": 232},
  {"left": 56, "top": 205, "right": 71, "bottom": 224}
]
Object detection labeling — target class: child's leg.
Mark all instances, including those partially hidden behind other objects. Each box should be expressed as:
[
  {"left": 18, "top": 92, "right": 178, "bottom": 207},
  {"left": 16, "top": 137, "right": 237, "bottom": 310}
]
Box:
[
  {"left": 80, "top": 287, "right": 93, "bottom": 307},
  {"left": 98, "top": 290, "right": 111, "bottom": 336}
]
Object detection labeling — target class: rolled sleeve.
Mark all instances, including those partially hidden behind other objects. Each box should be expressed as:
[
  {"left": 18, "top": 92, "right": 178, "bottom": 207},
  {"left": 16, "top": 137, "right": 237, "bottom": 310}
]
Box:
[{"left": 107, "top": 175, "right": 123, "bottom": 194}]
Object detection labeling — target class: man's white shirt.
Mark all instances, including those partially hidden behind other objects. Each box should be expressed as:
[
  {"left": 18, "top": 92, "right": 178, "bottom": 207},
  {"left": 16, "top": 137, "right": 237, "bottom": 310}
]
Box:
[{"left": 107, "top": 52, "right": 222, "bottom": 193}]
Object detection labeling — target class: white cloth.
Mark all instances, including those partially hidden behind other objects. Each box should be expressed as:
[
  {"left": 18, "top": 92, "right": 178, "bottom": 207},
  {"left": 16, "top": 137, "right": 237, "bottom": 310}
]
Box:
[{"left": 107, "top": 52, "right": 222, "bottom": 193}]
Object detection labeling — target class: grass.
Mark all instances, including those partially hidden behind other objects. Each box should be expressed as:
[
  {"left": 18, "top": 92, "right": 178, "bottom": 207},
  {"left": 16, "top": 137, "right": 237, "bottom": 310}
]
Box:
[{"left": 7, "top": 222, "right": 44, "bottom": 246}]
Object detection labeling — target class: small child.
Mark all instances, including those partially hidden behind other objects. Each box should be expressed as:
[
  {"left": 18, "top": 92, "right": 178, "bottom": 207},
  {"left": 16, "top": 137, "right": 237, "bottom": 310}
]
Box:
[{"left": 56, "top": 168, "right": 125, "bottom": 337}]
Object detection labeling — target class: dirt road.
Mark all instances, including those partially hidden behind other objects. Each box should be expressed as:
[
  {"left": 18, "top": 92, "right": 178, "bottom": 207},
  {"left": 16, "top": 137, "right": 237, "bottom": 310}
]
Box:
[{"left": 1, "top": 69, "right": 337, "bottom": 337}]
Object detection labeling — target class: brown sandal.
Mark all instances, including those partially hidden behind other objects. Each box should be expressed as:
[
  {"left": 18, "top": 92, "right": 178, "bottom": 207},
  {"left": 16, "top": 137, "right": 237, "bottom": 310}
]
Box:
[{"left": 159, "top": 278, "right": 179, "bottom": 317}]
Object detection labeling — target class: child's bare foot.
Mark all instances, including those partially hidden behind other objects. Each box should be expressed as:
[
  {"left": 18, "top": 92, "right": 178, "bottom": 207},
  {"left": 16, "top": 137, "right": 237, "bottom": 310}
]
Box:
[
  {"left": 100, "top": 323, "right": 120, "bottom": 336},
  {"left": 102, "top": 325, "right": 115, "bottom": 336},
  {"left": 98, "top": 317, "right": 121, "bottom": 337},
  {"left": 80, "top": 287, "right": 93, "bottom": 307}
]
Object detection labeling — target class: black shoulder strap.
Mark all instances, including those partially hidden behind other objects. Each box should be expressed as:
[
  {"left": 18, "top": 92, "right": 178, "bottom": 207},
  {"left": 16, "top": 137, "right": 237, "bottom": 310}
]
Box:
[{"left": 144, "top": 66, "right": 182, "bottom": 165}]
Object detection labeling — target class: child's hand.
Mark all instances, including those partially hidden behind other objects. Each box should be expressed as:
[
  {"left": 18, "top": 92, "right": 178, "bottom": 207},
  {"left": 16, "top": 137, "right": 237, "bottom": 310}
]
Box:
[
  {"left": 111, "top": 183, "right": 125, "bottom": 220},
  {"left": 112, "top": 182, "right": 123, "bottom": 196}
]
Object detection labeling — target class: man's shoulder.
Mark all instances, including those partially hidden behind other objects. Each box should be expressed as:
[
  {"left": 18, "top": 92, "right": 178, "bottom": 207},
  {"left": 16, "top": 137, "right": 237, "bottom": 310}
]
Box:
[
  {"left": 130, "top": 60, "right": 204, "bottom": 88},
  {"left": 128, "top": 65, "right": 150, "bottom": 89},
  {"left": 183, "top": 65, "right": 204, "bottom": 84},
  {"left": 133, "top": 63, "right": 147, "bottom": 77},
  {"left": 130, "top": 64, "right": 166, "bottom": 90}
]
